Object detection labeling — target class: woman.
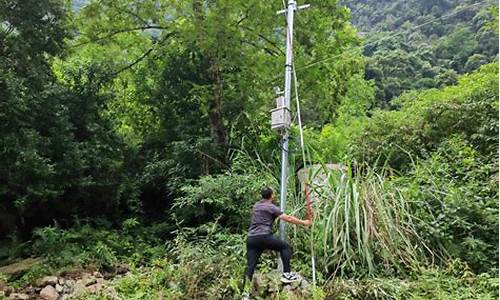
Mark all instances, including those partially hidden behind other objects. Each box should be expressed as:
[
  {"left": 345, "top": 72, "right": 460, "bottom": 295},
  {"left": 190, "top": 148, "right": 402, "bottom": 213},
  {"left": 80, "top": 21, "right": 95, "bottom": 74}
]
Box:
[{"left": 243, "top": 186, "right": 311, "bottom": 288}]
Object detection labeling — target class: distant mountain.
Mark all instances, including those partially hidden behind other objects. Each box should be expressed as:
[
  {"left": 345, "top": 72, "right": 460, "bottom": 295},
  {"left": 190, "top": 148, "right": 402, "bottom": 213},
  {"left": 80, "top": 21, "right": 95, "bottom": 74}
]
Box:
[{"left": 343, "top": 0, "right": 499, "bottom": 107}]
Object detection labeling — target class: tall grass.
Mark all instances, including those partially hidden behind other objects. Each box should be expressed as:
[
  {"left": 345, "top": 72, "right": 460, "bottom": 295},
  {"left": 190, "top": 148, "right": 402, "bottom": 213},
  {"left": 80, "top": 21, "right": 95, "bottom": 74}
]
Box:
[
  {"left": 291, "top": 164, "right": 428, "bottom": 279},
  {"left": 232, "top": 147, "right": 428, "bottom": 279}
]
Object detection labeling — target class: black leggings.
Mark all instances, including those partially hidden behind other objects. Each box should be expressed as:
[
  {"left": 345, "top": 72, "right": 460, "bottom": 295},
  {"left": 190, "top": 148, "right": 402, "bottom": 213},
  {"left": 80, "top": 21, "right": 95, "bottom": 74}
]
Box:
[{"left": 244, "top": 234, "right": 292, "bottom": 282}]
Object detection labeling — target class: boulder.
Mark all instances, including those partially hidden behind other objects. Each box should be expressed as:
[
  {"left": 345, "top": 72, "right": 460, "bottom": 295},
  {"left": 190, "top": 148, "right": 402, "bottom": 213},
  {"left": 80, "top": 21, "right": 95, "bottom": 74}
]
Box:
[
  {"left": 252, "top": 271, "right": 311, "bottom": 298},
  {"left": 64, "top": 279, "right": 75, "bottom": 288},
  {"left": 1, "top": 284, "right": 14, "bottom": 295},
  {"left": 87, "top": 283, "right": 104, "bottom": 294},
  {"left": 7, "top": 293, "right": 30, "bottom": 300},
  {"left": 38, "top": 276, "right": 58, "bottom": 287},
  {"left": 92, "top": 271, "right": 103, "bottom": 278},
  {"left": 69, "top": 280, "right": 86, "bottom": 298},
  {"left": 114, "top": 264, "right": 129, "bottom": 275},
  {"left": 0, "top": 258, "right": 41, "bottom": 279},
  {"left": 40, "top": 285, "right": 59, "bottom": 300},
  {"left": 283, "top": 285, "right": 293, "bottom": 292},
  {"left": 80, "top": 274, "right": 97, "bottom": 287},
  {"left": 300, "top": 279, "right": 309, "bottom": 290}
]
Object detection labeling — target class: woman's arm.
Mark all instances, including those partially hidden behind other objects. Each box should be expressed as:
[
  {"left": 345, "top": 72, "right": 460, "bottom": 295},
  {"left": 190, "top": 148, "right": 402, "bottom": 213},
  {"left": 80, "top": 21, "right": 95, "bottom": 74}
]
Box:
[{"left": 278, "top": 214, "right": 311, "bottom": 227}]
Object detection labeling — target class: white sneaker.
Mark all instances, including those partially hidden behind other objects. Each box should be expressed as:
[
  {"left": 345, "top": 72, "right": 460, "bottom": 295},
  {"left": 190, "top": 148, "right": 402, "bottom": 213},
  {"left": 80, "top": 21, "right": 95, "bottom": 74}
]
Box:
[{"left": 280, "top": 272, "right": 301, "bottom": 283}]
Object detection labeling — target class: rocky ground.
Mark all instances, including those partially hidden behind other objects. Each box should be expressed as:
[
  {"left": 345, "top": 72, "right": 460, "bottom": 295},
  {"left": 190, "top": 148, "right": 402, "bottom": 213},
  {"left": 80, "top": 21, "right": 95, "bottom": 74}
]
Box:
[
  {"left": 249, "top": 271, "right": 312, "bottom": 299},
  {"left": 0, "top": 259, "right": 129, "bottom": 300},
  {"left": 1, "top": 258, "right": 312, "bottom": 300}
]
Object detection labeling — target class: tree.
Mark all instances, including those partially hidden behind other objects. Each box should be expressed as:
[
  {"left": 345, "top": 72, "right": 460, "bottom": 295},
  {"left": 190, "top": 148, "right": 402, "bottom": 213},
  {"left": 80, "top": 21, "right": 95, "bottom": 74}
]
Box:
[
  {"left": 0, "top": 0, "right": 133, "bottom": 236},
  {"left": 62, "top": 0, "right": 364, "bottom": 177}
]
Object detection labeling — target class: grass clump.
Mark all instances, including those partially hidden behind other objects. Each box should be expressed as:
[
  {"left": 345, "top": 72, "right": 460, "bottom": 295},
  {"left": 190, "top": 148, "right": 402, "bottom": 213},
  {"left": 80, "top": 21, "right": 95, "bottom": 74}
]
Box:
[{"left": 291, "top": 164, "right": 427, "bottom": 279}]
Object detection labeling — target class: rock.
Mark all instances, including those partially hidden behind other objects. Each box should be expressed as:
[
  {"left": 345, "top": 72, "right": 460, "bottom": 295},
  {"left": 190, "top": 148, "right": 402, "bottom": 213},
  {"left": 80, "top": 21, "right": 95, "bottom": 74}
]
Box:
[
  {"left": 58, "top": 278, "right": 65, "bottom": 285},
  {"left": 55, "top": 284, "right": 64, "bottom": 293},
  {"left": 38, "top": 276, "right": 58, "bottom": 287},
  {"left": 92, "top": 271, "right": 102, "bottom": 278},
  {"left": 114, "top": 264, "right": 129, "bottom": 275},
  {"left": 64, "top": 279, "right": 75, "bottom": 288},
  {"left": 80, "top": 274, "right": 97, "bottom": 287},
  {"left": 0, "top": 281, "right": 9, "bottom": 292},
  {"left": 2, "top": 285, "right": 14, "bottom": 296},
  {"left": 250, "top": 271, "right": 312, "bottom": 298},
  {"left": 62, "top": 287, "right": 70, "bottom": 294},
  {"left": 70, "top": 280, "right": 86, "bottom": 298},
  {"left": 300, "top": 279, "right": 309, "bottom": 289},
  {"left": 62, "top": 279, "right": 74, "bottom": 294},
  {"left": 87, "top": 283, "right": 104, "bottom": 294},
  {"left": 0, "top": 258, "right": 42, "bottom": 279},
  {"left": 7, "top": 293, "right": 30, "bottom": 300},
  {"left": 40, "top": 285, "right": 59, "bottom": 300}
]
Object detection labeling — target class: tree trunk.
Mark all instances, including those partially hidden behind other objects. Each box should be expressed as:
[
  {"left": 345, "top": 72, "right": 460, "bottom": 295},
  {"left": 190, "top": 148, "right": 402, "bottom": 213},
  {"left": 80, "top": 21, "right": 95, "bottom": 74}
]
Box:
[
  {"left": 208, "top": 59, "right": 228, "bottom": 146},
  {"left": 192, "top": 0, "right": 228, "bottom": 148}
]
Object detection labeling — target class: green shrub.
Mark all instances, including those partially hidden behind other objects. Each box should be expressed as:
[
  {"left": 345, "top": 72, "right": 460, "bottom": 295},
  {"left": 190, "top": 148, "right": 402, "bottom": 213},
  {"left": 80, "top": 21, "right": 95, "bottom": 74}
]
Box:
[
  {"left": 30, "top": 220, "right": 170, "bottom": 270},
  {"left": 349, "top": 61, "right": 498, "bottom": 171},
  {"left": 112, "top": 225, "right": 246, "bottom": 300},
  {"left": 398, "top": 136, "right": 498, "bottom": 273},
  {"left": 173, "top": 169, "right": 275, "bottom": 232}
]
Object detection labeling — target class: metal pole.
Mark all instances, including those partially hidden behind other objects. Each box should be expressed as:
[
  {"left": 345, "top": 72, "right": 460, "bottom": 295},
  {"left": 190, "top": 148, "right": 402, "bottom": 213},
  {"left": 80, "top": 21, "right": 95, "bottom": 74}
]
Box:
[{"left": 279, "top": 0, "right": 296, "bottom": 241}]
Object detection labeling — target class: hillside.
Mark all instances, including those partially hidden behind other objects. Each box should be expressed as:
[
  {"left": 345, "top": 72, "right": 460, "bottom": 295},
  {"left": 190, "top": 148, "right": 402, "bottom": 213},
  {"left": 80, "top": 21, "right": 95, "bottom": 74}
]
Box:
[{"left": 344, "top": 0, "right": 499, "bottom": 106}]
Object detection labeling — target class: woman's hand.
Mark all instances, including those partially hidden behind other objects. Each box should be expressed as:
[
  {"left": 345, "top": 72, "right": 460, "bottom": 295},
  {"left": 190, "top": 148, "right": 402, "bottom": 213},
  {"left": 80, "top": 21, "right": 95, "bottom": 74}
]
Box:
[
  {"left": 303, "top": 219, "right": 312, "bottom": 227},
  {"left": 279, "top": 214, "right": 312, "bottom": 228}
]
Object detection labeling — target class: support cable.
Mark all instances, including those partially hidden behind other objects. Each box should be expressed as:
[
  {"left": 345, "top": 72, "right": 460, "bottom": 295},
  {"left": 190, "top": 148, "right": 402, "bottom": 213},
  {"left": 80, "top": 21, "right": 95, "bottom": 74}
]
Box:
[{"left": 292, "top": 62, "right": 317, "bottom": 287}]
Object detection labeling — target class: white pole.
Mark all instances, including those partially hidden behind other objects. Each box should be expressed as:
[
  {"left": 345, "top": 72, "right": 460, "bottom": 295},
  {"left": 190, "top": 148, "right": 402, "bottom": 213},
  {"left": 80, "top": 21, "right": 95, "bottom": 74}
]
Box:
[{"left": 279, "top": 0, "right": 296, "bottom": 241}]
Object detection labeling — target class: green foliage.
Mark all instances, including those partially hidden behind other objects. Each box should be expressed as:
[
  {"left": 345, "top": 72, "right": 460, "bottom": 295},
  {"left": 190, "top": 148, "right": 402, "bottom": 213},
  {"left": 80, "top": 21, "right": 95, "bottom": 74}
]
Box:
[
  {"left": 0, "top": 0, "right": 139, "bottom": 235},
  {"left": 349, "top": 61, "right": 498, "bottom": 171},
  {"left": 306, "top": 73, "right": 375, "bottom": 162},
  {"left": 110, "top": 226, "right": 245, "bottom": 300},
  {"left": 61, "top": 0, "right": 364, "bottom": 177},
  {"left": 173, "top": 164, "right": 275, "bottom": 231},
  {"left": 30, "top": 220, "right": 170, "bottom": 270},
  {"left": 398, "top": 136, "right": 498, "bottom": 273},
  {"left": 326, "top": 262, "right": 498, "bottom": 299},
  {"left": 345, "top": 0, "right": 499, "bottom": 105}
]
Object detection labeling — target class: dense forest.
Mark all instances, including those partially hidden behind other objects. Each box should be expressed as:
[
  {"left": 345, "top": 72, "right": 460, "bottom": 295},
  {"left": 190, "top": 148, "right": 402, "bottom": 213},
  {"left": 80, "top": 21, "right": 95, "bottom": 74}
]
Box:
[
  {"left": 0, "top": 0, "right": 498, "bottom": 299},
  {"left": 345, "top": 0, "right": 499, "bottom": 107}
]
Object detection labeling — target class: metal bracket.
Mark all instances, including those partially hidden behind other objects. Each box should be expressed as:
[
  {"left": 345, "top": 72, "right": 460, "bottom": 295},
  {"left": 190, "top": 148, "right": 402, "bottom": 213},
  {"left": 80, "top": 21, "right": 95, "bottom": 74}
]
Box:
[{"left": 277, "top": 3, "right": 310, "bottom": 15}]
